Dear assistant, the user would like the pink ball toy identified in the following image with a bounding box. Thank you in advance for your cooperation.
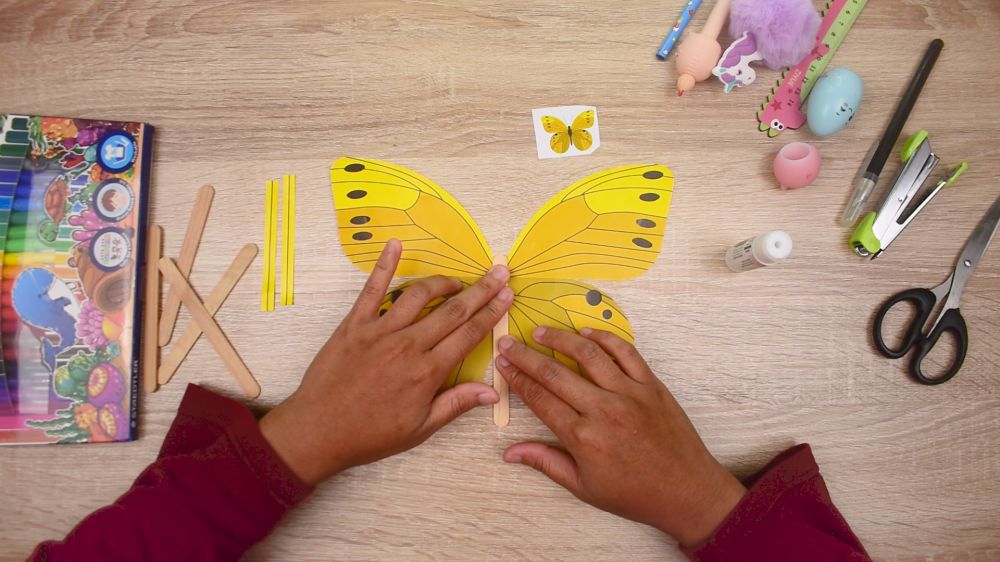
[773,142,821,190]
[729,0,820,70]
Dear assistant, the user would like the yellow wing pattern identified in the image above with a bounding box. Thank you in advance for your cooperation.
[331,157,493,277]
[507,165,673,280]
[377,280,492,390]
[508,278,633,373]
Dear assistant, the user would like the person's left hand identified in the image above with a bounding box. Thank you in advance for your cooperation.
[260,239,512,485]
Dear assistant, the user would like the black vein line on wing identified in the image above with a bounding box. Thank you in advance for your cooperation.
[509,184,669,273]
[348,159,493,261]
[346,218,485,271]
[508,306,556,360]
[515,288,627,317]
[351,256,485,276]
[510,298,574,330]
[512,247,656,278]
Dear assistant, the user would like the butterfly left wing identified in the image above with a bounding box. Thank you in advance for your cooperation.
[377,279,492,389]
[541,115,571,154]
[507,164,673,280]
[331,157,493,278]
[508,278,632,373]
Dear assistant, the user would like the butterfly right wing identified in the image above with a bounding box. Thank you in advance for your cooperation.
[508,277,633,373]
[570,110,595,151]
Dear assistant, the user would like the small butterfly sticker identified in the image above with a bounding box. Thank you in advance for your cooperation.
[532,105,601,159]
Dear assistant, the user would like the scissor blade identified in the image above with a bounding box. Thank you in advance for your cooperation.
[945,192,1000,307]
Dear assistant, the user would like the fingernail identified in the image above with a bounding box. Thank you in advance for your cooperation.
[478,392,499,405]
[505,454,523,464]
[533,326,546,340]
[449,276,463,288]
[580,327,593,336]
[490,265,509,281]
[497,355,510,368]
[498,287,514,302]
[498,335,515,351]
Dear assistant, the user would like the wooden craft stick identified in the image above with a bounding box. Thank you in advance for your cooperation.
[159,244,258,385]
[261,180,275,311]
[142,225,163,394]
[492,254,510,427]
[159,184,214,345]
[159,257,261,399]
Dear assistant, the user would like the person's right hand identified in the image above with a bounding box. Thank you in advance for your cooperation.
[495,326,746,547]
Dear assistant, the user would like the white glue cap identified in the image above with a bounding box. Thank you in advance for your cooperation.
[753,230,793,265]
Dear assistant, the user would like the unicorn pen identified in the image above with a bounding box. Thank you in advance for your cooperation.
[674,0,732,96]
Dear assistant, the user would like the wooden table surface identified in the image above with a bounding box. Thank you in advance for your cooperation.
[2,1,1000,559]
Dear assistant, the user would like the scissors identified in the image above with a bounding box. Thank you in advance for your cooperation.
[873,192,1000,385]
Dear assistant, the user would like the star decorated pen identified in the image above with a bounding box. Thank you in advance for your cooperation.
[841,38,944,227]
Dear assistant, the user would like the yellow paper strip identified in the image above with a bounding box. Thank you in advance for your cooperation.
[268,179,280,311]
[287,175,295,305]
[281,175,291,305]
[261,180,273,311]
[262,180,279,311]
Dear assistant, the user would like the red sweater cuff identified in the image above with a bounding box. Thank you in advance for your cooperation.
[682,444,870,561]
[166,384,313,506]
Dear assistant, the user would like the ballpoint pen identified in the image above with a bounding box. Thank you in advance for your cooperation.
[841,38,943,227]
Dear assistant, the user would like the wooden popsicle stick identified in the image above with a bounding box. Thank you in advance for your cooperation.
[158,184,214,345]
[159,244,258,385]
[158,257,261,399]
[142,225,163,394]
[492,254,510,427]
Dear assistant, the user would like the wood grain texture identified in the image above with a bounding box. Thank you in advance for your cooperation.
[1,0,999,559]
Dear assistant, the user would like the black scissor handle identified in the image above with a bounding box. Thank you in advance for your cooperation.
[873,288,937,359]
[911,307,968,385]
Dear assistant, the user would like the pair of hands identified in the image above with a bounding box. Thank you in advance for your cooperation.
[260,239,745,546]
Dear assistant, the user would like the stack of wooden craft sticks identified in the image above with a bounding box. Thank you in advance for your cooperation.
[142,185,261,398]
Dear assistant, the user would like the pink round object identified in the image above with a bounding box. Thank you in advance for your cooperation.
[773,142,821,190]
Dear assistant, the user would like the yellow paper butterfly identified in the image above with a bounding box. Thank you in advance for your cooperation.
[330,157,673,389]
[541,110,595,154]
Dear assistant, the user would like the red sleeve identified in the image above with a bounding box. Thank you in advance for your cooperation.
[31,384,313,562]
[682,444,871,562]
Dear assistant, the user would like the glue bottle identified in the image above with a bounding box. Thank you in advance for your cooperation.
[725,230,793,272]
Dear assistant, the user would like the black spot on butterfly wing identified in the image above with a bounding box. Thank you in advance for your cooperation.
[347,190,367,199]
[352,232,373,241]
[586,290,603,306]
[602,309,613,320]
[350,216,371,225]
[636,219,656,228]
[345,163,365,172]
[639,193,660,202]
[390,289,403,303]
[632,238,653,248]
[643,170,664,180]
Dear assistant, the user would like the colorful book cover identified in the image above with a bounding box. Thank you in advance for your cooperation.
[0,115,152,445]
